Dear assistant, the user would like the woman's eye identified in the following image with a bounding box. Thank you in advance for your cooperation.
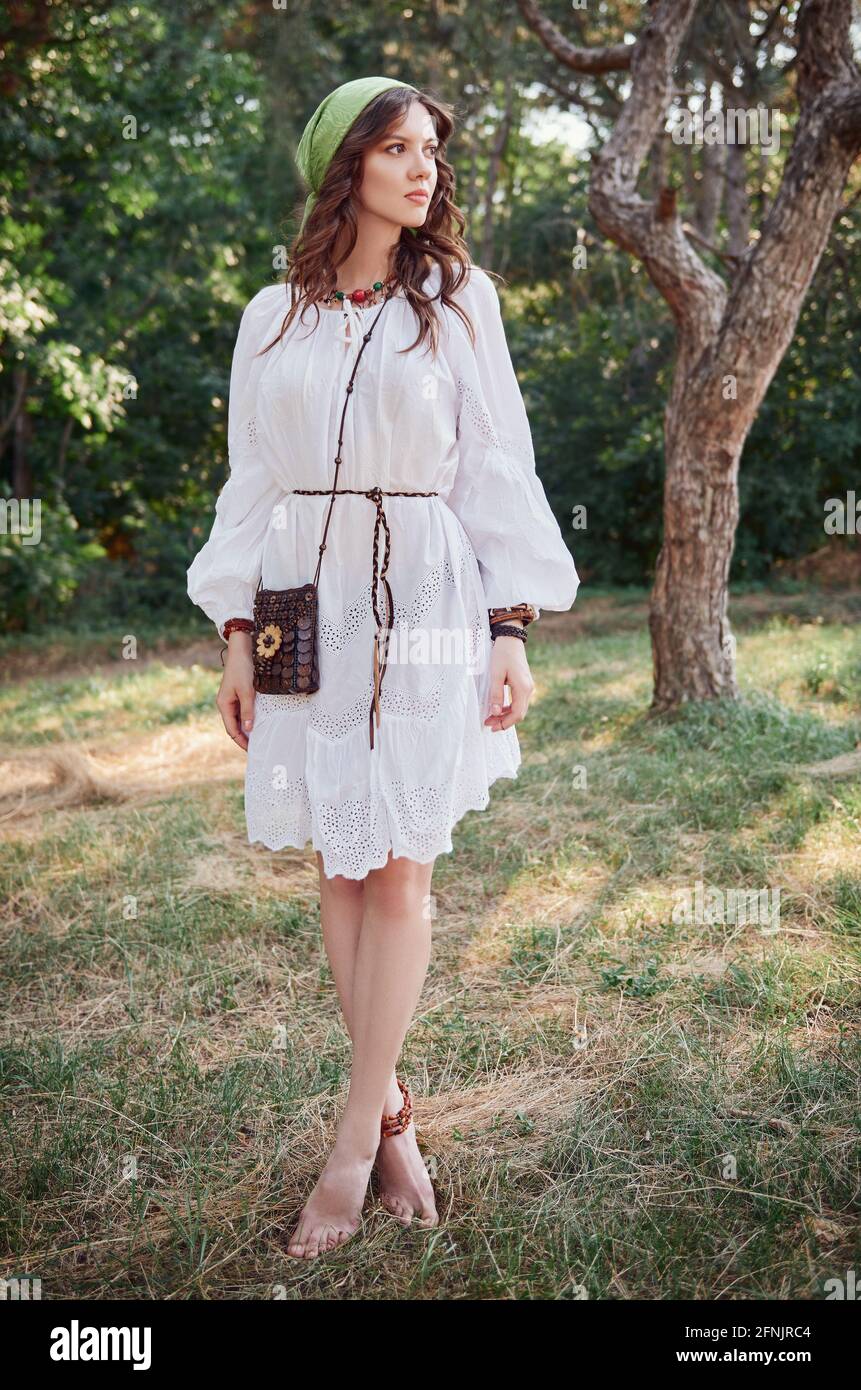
[386,143,439,155]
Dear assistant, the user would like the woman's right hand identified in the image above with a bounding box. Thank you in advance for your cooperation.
[216,631,256,751]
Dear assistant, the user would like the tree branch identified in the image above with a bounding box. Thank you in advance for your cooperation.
[522,0,725,341]
[796,0,859,104]
[753,1,791,47]
[589,0,726,342]
[682,221,742,266]
[541,72,621,120]
[696,0,861,420]
[516,0,635,73]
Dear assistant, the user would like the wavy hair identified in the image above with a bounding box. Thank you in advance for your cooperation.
[258,85,495,361]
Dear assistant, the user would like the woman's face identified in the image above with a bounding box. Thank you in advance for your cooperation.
[357,99,439,231]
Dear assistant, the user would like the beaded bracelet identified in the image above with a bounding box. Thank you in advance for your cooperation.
[222,617,255,639]
[219,618,255,667]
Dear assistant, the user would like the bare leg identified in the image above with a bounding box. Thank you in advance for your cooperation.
[313,858,404,1121]
[312,853,438,1227]
[351,854,438,1227]
[286,851,437,1258]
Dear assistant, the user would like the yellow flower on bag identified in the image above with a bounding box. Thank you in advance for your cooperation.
[257,623,282,658]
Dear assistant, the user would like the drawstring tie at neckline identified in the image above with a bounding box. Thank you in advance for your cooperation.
[335,286,397,365]
[339,295,365,367]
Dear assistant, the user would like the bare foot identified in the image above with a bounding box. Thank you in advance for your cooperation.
[287,1142,377,1259]
[374,1122,438,1228]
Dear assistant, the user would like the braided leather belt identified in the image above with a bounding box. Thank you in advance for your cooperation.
[292,486,439,750]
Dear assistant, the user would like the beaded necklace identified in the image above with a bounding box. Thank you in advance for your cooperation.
[322,273,399,310]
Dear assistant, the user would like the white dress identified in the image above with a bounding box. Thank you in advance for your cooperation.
[187,261,579,879]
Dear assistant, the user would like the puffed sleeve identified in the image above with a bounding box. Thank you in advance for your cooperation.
[186,285,288,639]
[443,265,579,614]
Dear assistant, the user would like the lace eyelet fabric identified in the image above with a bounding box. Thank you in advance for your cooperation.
[187,263,580,879]
[455,377,534,464]
[245,701,521,880]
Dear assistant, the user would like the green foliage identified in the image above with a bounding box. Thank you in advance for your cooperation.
[0,0,277,631]
[599,958,669,998]
[0,492,106,630]
[739,217,861,579]
[1,1,858,625]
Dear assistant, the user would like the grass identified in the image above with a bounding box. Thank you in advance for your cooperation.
[1,588,860,1299]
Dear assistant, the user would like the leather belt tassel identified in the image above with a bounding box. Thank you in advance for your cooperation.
[292,487,438,749]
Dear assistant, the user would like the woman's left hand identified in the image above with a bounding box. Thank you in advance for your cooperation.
[484,631,535,731]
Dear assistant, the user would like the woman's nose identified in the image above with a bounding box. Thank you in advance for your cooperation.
[410,154,436,179]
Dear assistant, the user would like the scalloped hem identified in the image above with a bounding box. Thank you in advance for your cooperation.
[246,764,520,880]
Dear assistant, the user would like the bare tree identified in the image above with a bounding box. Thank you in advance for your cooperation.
[518,0,861,711]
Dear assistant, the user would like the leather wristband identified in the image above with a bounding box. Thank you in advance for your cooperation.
[488,604,537,628]
[490,623,528,643]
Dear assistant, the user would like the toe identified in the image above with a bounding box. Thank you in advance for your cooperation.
[415,1186,438,1226]
[286,1225,306,1256]
[303,1231,322,1258]
[388,1198,411,1226]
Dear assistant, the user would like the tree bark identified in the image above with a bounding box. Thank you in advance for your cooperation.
[724,2,755,258]
[697,127,726,244]
[724,139,750,257]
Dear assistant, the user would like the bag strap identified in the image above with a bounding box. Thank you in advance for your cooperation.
[311,290,395,588]
[253,286,396,598]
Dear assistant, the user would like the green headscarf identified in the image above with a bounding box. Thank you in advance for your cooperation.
[295,76,421,237]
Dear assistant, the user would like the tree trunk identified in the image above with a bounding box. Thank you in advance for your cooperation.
[12,368,32,499]
[650,405,740,709]
[480,69,516,269]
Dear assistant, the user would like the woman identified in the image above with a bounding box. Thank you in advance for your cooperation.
[187,76,579,1258]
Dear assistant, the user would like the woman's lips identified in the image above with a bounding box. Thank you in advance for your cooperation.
[406,191,428,202]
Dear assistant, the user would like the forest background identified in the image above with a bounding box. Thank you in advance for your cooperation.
[3,0,859,635]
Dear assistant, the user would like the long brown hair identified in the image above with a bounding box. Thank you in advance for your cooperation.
[259,85,492,361]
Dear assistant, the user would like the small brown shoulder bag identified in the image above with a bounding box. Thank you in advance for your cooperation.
[252,290,395,695]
